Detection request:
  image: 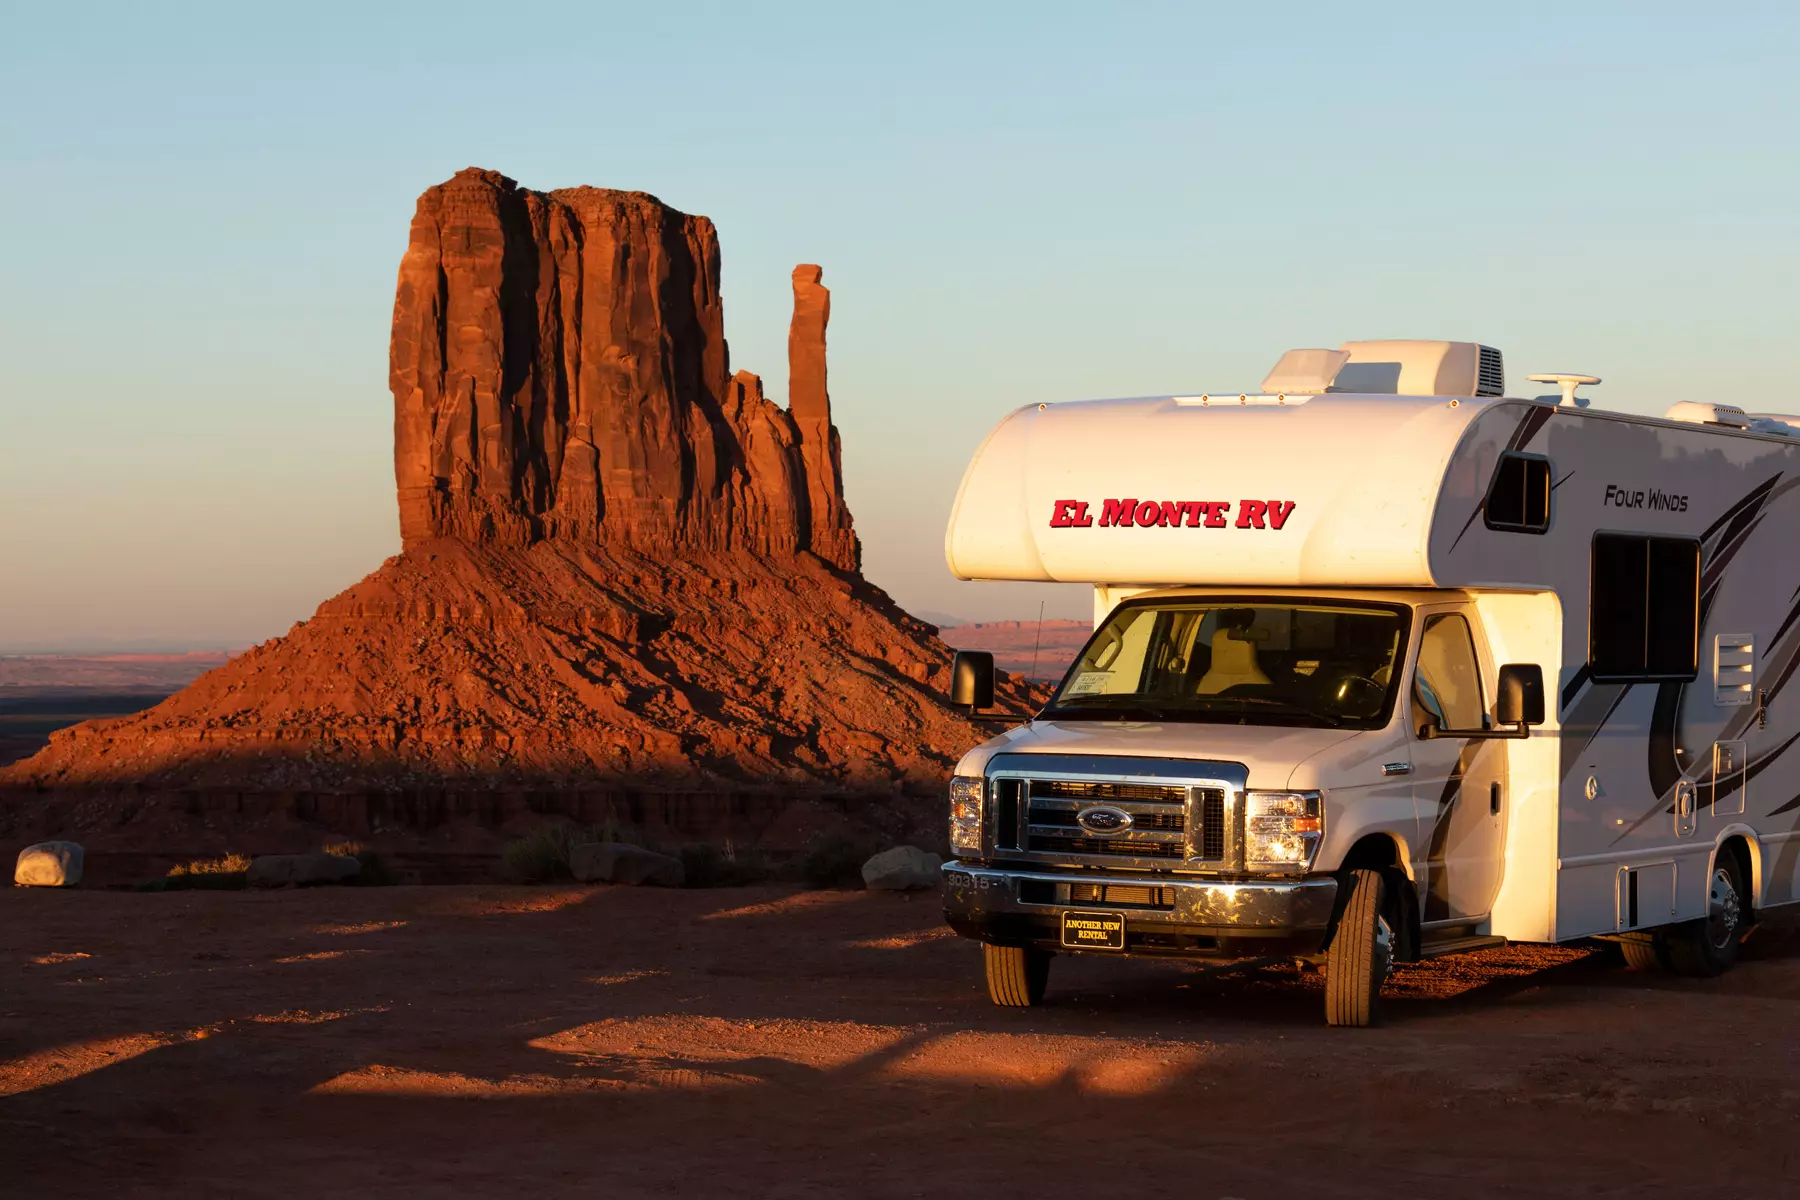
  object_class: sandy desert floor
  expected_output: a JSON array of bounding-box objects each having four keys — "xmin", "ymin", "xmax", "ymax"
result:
[{"xmin": 4, "ymin": 884, "xmax": 1798, "ymax": 1197}]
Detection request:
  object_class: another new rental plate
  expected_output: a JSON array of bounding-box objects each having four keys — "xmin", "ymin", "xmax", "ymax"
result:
[{"xmin": 1060, "ymin": 909, "xmax": 1125, "ymax": 950}]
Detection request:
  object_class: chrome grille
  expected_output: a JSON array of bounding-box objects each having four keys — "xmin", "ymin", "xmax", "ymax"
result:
[
  {"xmin": 1033, "ymin": 780, "xmax": 1186, "ymax": 804},
  {"xmin": 1008, "ymin": 778, "xmax": 1227, "ymax": 865}
]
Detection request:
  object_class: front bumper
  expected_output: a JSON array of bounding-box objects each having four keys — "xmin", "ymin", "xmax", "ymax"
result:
[{"xmin": 942, "ymin": 861, "xmax": 1340, "ymax": 958}]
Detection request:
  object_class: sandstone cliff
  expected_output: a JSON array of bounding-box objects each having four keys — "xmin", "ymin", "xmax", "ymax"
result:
[
  {"xmin": 0, "ymin": 169, "xmax": 1033, "ymax": 853},
  {"xmin": 390, "ymin": 169, "xmax": 858, "ymax": 571}
]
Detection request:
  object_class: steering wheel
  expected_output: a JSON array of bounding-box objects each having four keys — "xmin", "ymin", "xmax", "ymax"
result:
[{"xmin": 1334, "ymin": 674, "xmax": 1385, "ymax": 709}]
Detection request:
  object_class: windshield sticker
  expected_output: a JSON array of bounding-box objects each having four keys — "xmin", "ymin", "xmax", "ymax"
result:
[{"xmin": 1065, "ymin": 671, "xmax": 1112, "ymax": 696}]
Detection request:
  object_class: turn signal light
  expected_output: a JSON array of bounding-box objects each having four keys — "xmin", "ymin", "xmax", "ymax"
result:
[
  {"xmin": 1245, "ymin": 790, "xmax": 1324, "ymax": 871},
  {"xmin": 948, "ymin": 775, "xmax": 984, "ymax": 854}
]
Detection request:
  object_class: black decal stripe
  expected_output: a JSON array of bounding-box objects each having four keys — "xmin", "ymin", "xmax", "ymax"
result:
[
  {"xmin": 1560, "ymin": 664, "xmax": 1592, "ymax": 714},
  {"xmin": 1508, "ymin": 404, "xmax": 1556, "ymax": 452},
  {"xmin": 1560, "ymin": 683, "xmax": 1634, "ymax": 781},
  {"xmin": 1446, "ymin": 504, "xmax": 1486, "ymax": 555},
  {"xmin": 1766, "ymin": 592, "xmax": 1800, "ymax": 659},
  {"xmin": 1706, "ymin": 731, "xmax": 1800, "ymax": 810},
  {"xmin": 1551, "ymin": 470, "xmax": 1575, "ymax": 491},
  {"xmin": 1645, "ymin": 681, "xmax": 1686, "ymax": 804},
  {"xmin": 1612, "ymin": 730, "xmax": 1800, "ymax": 843},
  {"xmin": 1758, "ymin": 634, "xmax": 1800, "ymax": 707},
  {"xmin": 1421, "ymin": 741, "xmax": 1487, "ymax": 924},
  {"xmin": 1699, "ymin": 473, "xmax": 1781, "ymax": 543}
]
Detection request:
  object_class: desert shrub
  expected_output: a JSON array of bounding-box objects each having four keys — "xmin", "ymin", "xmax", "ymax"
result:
[
  {"xmin": 678, "ymin": 840, "xmax": 771, "ymax": 888},
  {"xmin": 499, "ymin": 823, "xmax": 631, "ymax": 883},
  {"xmin": 322, "ymin": 840, "xmax": 397, "ymax": 886},
  {"xmin": 798, "ymin": 834, "xmax": 874, "ymax": 889},
  {"xmin": 500, "ymin": 824, "xmax": 581, "ymax": 883},
  {"xmin": 163, "ymin": 853, "xmax": 251, "ymax": 891}
]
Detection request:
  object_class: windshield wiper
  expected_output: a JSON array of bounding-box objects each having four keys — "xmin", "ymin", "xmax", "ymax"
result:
[
  {"xmin": 1208, "ymin": 695, "xmax": 1346, "ymax": 727},
  {"xmin": 1044, "ymin": 697, "xmax": 1170, "ymax": 722}
]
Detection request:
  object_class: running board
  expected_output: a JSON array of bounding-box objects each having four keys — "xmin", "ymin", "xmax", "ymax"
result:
[{"xmin": 1416, "ymin": 934, "xmax": 1508, "ymax": 960}]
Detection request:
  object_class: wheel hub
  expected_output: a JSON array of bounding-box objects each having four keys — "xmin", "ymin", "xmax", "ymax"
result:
[
  {"xmin": 1375, "ymin": 914, "xmax": 1395, "ymax": 978},
  {"xmin": 1706, "ymin": 866, "xmax": 1742, "ymax": 950}
]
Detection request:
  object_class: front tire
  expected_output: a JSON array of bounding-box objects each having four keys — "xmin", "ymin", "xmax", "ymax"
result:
[
  {"xmin": 1664, "ymin": 852, "xmax": 1748, "ymax": 978},
  {"xmin": 984, "ymin": 943, "xmax": 1051, "ymax": 1006},
  {"xmin": 1326, "ymin": 869, "xmax": 1391, "ymax": 1027}
]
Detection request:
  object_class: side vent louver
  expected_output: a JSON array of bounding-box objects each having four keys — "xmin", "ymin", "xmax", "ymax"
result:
[{"xmin": 1477, "ymin": 345, "xmax": 1505, "ymax": 397}]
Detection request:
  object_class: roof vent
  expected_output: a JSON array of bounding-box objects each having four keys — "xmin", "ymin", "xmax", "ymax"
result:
[
  {"xmin": 1260, "ymin": 348, "xmax": 1351, "ymax": 395},
  {"xmin": 1665, "ymin": 401, "xmax": 1750, "ymax": 428}
]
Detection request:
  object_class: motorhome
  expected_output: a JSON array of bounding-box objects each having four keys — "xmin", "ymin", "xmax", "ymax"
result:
[{"xmin": 939, "ymin": 339, "xmax": 1800, "ymax": 1026}]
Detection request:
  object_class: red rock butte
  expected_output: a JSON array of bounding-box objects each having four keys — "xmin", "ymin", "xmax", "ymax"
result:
[
  {"xmin": 0, "ymin": 169, "xmax": 1035, "ymax": 854},
  {"xmin": 391, "ymin": 170, "xmax": 855, "ymax": 569}
]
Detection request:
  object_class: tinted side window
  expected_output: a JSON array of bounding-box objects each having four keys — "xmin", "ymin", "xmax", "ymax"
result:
[
  {"xmin": 1415, "ymin": 614, "xmax": 1486, "ymax": 730},
  {"xmin": 1484, "ymin": 452, "xmax": 1552, "ymax": 533},
  {"xmin": 1589, "ymin": 534, "xmax": 1700, "ymax": 680}
]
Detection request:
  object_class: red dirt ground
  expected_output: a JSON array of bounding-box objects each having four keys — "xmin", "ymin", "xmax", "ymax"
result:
[{"xmin": 4, "ymin": 884, "xmax": 1797, "ymax": 1197}]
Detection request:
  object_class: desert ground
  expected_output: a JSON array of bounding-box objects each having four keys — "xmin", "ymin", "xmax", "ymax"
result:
[{"xmin": 4, "ymin": 884, "xmax": 1797, "ymax": 1197}]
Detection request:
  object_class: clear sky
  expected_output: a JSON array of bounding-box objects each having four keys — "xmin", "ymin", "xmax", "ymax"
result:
[{"xmin": 2, "ymin": 2, "xmax": 1796, "ymax": 651}]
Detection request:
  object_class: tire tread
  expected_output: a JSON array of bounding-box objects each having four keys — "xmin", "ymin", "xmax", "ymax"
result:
[{"xmin": 1325, "ymin": 869, "xmax": 1385, "ymax": 1027}]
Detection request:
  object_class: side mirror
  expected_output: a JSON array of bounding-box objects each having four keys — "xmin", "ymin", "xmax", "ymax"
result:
[
  {"xmin": 1494, "ymin": 663, "xmax": 1546, "ymax": 728},
  {"xmin": 949, "ymin": 651, "xmax": 995, "ymax": 711}
]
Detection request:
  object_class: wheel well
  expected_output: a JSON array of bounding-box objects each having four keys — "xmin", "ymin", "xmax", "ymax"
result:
[
  {"xmin": 1716, "ymin": 836, "xmax": 1756, "ymax": 917},
  {"xmin": 1336, "ymin": 834, "xmax": 1418, "ymax": 961}
]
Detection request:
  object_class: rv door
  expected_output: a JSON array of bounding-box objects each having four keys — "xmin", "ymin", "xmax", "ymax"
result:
[{"xmin": 1408, "ymin": 607, "xmax": 1508, "ymax": 924}]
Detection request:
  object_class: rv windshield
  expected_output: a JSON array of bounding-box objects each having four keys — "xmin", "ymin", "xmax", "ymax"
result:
[{"xmin": 1042, "ymin": 600, "xmax": 1409, "ymax": 729}]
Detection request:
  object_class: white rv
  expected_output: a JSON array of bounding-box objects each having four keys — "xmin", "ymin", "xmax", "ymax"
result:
[{"xmin": 939, "ymin": 339, "xmax": 1800, "ymax": 1026}]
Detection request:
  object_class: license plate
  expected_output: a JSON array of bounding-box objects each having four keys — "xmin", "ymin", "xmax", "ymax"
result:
[{"xmin": 1060, "ymin": 909, "xmax": 1125, "ymax": 951}]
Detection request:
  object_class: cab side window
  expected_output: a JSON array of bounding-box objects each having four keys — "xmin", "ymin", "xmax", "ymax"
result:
[{"xmin": 1414, "ymin": 614, "xmax": 1485, "ymax": 731}]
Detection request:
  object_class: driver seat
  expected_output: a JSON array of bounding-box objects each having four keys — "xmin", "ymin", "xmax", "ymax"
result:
[{"xmin": 1196, "ymin": 630, "xmax": 1270, "ymax": 694}]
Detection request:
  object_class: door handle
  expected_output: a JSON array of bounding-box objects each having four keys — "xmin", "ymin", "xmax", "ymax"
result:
[{"xmin": 1490, "ymin": 781, "xmax": 1501, "ymax": 816}]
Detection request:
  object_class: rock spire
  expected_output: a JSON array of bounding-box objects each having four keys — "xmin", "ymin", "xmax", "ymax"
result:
[{"xmin": 389, "ymin": 168, "xmax": 858, "ymax": 570}]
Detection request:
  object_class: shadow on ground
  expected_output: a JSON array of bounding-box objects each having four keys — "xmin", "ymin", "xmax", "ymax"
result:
[{"xmin": 3, "ymin": 885, "xmax": 1798, "ymax": 1198}]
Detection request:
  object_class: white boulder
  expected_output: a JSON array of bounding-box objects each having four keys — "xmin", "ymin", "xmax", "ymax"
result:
[
  {"xmin": 247, "ymin": 852, "xmax": 362, "ymax": 888},
  {"xmin": 861, "ymin": 845, "xmax": 944, "ymax": 891},
  {"xmin": 570, "ymin": 842, "xmax": 685, "ymax": 887},
  {"xmin": 14, "ymin": 841, "xmax": 84, "ymax": 888}
]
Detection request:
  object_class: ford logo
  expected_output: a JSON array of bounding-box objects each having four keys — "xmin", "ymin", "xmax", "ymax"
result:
[{"xmin": 1076, "ymin": 805, "xmax": 1133, "ymax": 834}]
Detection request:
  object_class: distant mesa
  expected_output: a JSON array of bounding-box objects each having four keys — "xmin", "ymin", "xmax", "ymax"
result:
[
  {"xmin": 937, "ymin": 620, "xmax": 1092, "ymax": 681},
  {"xmin": 0, "ymin": 168, "xmax": 1036, "ymax": 853}
]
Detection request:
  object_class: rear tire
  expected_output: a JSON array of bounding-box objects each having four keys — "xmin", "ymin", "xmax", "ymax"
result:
[
  {"xmin": 984, "ymin": 943, "xmax": 1051, "ymax": 1006},
  {"xmin": 1664, "ymin": 852, "xmax": 1748, "ymax": 978},
  {"xmin": 1325, "ymin": 869, "xmax": 1391, "ymax": 1027}
]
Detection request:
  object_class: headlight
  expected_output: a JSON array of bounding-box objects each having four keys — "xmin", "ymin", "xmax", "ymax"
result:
[
  {"xmin": 1245, "ymin": 791, "xmax": 1323, "ymax": 871},
  {"xmin": 948, "ymin": 775, "xmax": 984, "ymax": 854}
]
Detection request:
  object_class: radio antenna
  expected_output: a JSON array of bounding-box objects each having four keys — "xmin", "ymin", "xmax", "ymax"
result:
[{"xmin": 1030, "ymin": 600, "xmax": 1046, "ymax": 680}]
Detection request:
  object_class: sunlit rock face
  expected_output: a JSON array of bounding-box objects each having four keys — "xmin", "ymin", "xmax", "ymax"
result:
[{"xmin": 390, "ymin": 168, "xmax": 858, "ymax": 572}]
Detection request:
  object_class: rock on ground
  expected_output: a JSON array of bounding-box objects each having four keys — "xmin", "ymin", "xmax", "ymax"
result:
[
  {"xmin": 570, "ymin": 842, "xmax": 685, "ymax": 887},
  {"xmin": 861, "ymin": 845, "xmax": 943, "ymax": 891},
  {"xmin": 14, "ymin": 840, "xmax": 83, "ymax": 887},
  {"xmin": 247, "ymin": 853, "xmax": 362, "ymax": 888}
]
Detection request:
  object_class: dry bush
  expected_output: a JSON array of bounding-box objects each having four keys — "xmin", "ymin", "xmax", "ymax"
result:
[
  {"xmin": 499, "ymin": 824, "xmax": 592, "ymax": 884},
  {"xmin": 160, "ymin": 853, "xmax": 252, "ymax": 890}
]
